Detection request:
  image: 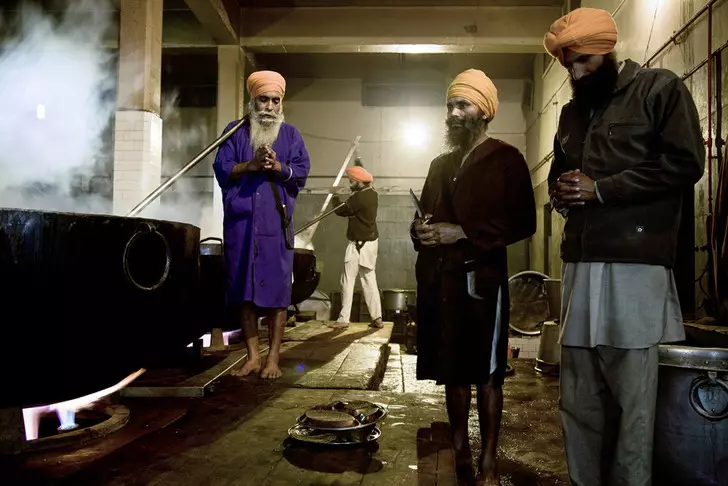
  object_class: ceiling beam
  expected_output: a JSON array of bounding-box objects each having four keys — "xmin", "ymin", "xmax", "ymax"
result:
[
  {"xmin": 240, "ymin": 6, "xmax": 562, "ymax": 54},
  {"xmin": 184, "ymin": 0, "xmax": 238, "ymax": 44}
]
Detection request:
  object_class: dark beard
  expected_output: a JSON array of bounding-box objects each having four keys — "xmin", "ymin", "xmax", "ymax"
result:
[
  {"xmin": 445, "ymin": 115, "xmax": 487, "ymax": 152},
  {"xmin": 570, "ymin": 54, "xmax": 619, "ymax": 111}
]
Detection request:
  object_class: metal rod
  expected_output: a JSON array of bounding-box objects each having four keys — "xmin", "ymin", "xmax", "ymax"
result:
[
  {"xmin": 294, "ymin": 136, "xmax": 361, "ymax": 243},
  {"xmin": 293, "ymin": 186, "xmax": 373, "ymax": 236},
  {"xmin": 125, "ymin": 117, "xmax": 247, "ymax": 218},
  {"xmin": 644, "ymin": 0, "xmax": 720, "ymax": 67}
]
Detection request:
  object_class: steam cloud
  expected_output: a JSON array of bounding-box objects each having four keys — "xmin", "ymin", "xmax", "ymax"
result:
[
  {"xmin": 0, "ymin": 0, "xmax": 116, "ymax": 213},
  {"xmin": 0, "ymin": 0, "xmax": 217, "ymax": 235}
]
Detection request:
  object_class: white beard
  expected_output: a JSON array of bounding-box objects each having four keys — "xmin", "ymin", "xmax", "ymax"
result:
[{"xmin": 250, "ymin": 112, "xmax": 284, "ymax": 151}]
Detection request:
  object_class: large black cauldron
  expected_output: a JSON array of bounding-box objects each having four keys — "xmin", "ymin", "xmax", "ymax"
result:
[{"xmin": 0, "ymin": 208, "xmax": 203, "ymax": 408}]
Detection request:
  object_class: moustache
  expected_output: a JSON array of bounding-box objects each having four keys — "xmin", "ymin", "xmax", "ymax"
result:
[{"xmin": 446, "ymin": 118, "xmax": 466, "ymax": 128}]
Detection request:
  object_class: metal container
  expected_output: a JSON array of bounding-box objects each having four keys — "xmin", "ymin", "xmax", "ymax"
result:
[
  {"xmin": 291, "ymin": 249, "xmax": 320, "ymax": 306},
  {"xmin": 199, "ymin": 237, "xmax": 232, "ymax": 330},
  {"xmin": 382, "ymin": 289, "xmax": 409, "ymax": 312},
  {"xmin": 535, "ymin": 320, "xmax": 560, "ymax": 376},
  {"xmin": 654, "ymin": 345, "xmax": 728, "ymax": 485},
  {"xmin": 0, "ymin": 208, "xmax": 202, "ymax": 408}
]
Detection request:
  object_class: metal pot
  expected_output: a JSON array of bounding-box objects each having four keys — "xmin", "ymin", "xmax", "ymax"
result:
[
  {"xmin": 0, "ymin": 208, "xmax": 202, "ymax": 408},
  {"xmin": 654, "ymin": 345, "xmax": 728, "ymax": 485},
  {"xmin": 199, "ymin": 237, "xmax": 232, "ymax": 330},
  {"xmin": 382, "ymin": 289, "xmax": 409, "ymax": 312},
  {"xmin": 292, "ymin": 249, "xmax": 320, "ymax": 306}
]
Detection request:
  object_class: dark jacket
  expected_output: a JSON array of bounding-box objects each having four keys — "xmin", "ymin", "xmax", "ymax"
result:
[
  {"xmin": 548, "ymin": 59, "xmax": 705, "ymax": 267},
  {"xmin": 413, "ymin": 138, "xmax": 537, "ymax": 284},
  {"xmin": 332, "ymin": 187, "xmax": 379, "ymax": 242}
]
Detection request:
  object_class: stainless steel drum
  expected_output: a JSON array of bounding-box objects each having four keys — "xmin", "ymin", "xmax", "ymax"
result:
[{"xmin": 654, "ymin": 345, "xmax": 728, "ymax": 485}]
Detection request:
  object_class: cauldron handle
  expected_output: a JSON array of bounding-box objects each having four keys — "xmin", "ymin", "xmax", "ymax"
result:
[
  {"xmin": 689, "ymin": 371, "xmax": 728, "ymax": 421},
  {"xmin": 123, "ymin": 223, "xmax": 172, "ymax": 291}
]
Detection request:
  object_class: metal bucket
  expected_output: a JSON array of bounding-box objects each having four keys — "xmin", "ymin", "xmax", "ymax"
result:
[
  {"xmin": 535, "ymin": 320, "xmax": 560, "ymax": 375},
  {"xmin": 654, "ymin": 345, "xmax": 728, "ymax": 485}
]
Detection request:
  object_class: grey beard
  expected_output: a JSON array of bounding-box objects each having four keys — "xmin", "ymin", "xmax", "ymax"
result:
[{"xmin": 249, "ymin": 111, "xmax": 284, "ymax": 151}]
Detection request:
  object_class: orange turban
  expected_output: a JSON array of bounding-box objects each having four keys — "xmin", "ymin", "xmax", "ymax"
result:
[
  {"xmin": 446, "ymin": 69, "xmax": 498, "ymax": 120},
  {"xmin": 346, "ymin": 166, "xmax": 373, "ymax": 183},
  {"xmin": 544, "ymin": 8, "xmax": 618, "ymax": 65},
  {"xmin": 247, "ymin": 70, "xmax": 286, "ymax": 99}
]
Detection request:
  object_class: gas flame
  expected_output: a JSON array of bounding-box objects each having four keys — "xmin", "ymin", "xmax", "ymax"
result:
[
  {"xmin": 187, "ymin": 330, "xmax": 239, "ymax": 348},
  {"xmin": 22, "ymin": 368, "xmax": 146, "ymax": 440}
]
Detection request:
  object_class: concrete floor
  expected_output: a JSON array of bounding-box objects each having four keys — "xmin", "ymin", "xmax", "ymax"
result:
[{"xmin": 4, "ymin": 321, "xmax": 568, "ymax": 485}]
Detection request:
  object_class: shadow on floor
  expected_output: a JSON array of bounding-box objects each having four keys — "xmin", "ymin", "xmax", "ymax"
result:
[{"xmin": 282, "ymin": 438, "xmax": 383, "ymax": 474}]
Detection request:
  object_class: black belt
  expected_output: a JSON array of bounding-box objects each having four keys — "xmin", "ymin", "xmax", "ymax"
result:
[
  {"xmin": 268, "ymin": 174, "xmax": 293, "ymax": 250},
  {"xmin": 355, "ymin": 241, "xmax": 366, "ymax": 253}
]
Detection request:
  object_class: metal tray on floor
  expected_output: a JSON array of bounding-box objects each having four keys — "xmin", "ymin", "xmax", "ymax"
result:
[
  {"xmin": 295, "ymin": 400, "xmax": 388, "ymax": 431},
  {"xmin": 288, "ymin": 424, "xmax": 381, "ymax": 445}
]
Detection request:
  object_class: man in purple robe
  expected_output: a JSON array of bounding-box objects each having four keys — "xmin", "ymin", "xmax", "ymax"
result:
[{"xmin": 213, "ymin": 70, "xmax": 310, "ymax": 379}]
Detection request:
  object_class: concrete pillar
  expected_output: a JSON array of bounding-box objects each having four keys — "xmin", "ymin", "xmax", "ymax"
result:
[
  {"xmin": 211, "ymin": 45, "xmax": 245, "ymax": 238},
  {"xmin": 112, "ymin": 0, "xmax": 164, "ymax": 216}
]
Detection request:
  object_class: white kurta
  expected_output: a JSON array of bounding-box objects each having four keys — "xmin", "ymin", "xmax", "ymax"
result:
[{"xmin": 337, "ymin": 239, "xmax": 382, "ymax": 323}]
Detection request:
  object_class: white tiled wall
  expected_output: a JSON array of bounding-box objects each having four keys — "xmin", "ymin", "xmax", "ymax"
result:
[
  {"xmin": 509, "ymin": 335, "xmax": 541, "ymax": 360},
  {"xmin": 112, "ymin": 110, "xmax": 163, "ymax": 216}
]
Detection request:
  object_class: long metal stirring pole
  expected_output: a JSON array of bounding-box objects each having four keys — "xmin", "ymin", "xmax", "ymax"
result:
[
  {"xmin": 293, "ymin": 186, "xmax": 373, "ymax": 236},
  {"xmin": 125, "ymin": 118, "xmax": 247, "ymax": 218}
]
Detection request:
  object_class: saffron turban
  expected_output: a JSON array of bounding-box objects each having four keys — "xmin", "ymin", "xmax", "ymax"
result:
[
  {"xmin": 247, "ymin": 70, "xmax": 286, "ymax": 99},
  {"xmin": 346, "ymin": 166, "xmax": 373, "ymax": 183},
  {"xmin": 446, "ymin": 69, "xmax": 498, "ymax": 120},
  {"xmin": 544, "ymin": 8, "xmax": 618, "ymax": 65}
]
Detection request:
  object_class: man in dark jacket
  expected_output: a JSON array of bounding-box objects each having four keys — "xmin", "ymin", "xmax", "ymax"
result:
[
  {"xmin": 412, "ymin": 69, "xmax": 536, "ymax": 485},
  {"xmin": 544, "ymin": 8, "xmax": 705, "ymax": 485},
  {"xmin": 330, "ymin": 164, "xmax": 383, "ymax": 329}
]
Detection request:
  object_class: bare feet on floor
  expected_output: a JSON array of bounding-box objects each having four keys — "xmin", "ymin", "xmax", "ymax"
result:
[
  {"xmin": 231, "ymin": 358, "xmax": 261, "ymax": 377},
  {"xmin": 330, "ymin": 321, "xmax": 349, "ymax": 329},
  {"xmin": 260, "ymin": 358, "xmax": 283, "ymax": 379},
  {"xmin": 477, "ymin": 455, "xmax": 500, "ymax": 486},
  {"xmin": 369, "ymin": 318, "xmax": 384, "ymax": 329}
]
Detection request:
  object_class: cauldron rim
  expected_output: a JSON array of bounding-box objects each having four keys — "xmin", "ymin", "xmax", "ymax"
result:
[
  {"xmin": 658, "ymin": 344, "xmax": 728, "ymax": 372},
  {"xmin": 0, "ymin": 207, "xmax": 201, "ymax": 231}
]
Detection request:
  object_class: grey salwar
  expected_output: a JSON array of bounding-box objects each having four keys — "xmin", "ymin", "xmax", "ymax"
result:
[
  {"xmin": 559, "ymin": 262, "xmax": 684, "ymax": 486},
  {"xmin": 560, "ymin": 346, "xmax": 658, "ymax": 486}
]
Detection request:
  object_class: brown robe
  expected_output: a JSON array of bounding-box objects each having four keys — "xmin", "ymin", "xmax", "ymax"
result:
[{"xmin": 413, "ymin": 138, "xmax": 536, "ymax": 386}]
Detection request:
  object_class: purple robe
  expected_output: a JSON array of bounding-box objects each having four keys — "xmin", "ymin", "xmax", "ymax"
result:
[{"xmin": 213, "ymin": 119, "xmax": 310, "ymax": 309}]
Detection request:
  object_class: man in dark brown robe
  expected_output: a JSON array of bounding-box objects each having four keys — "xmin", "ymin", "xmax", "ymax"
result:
[{"xmin": 412, "ymin": 69, "xmax": 537, "ymax": 485}]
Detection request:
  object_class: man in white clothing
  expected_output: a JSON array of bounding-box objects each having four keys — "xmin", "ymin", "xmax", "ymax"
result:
[{"xmin": 330, "ymin": 163, "xmax": 383, "ymax": 329}]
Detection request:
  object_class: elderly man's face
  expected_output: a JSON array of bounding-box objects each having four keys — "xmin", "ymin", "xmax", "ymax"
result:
[{"xmin": 252, "ymin": 92, "xmax": 282, "ymax": 123}]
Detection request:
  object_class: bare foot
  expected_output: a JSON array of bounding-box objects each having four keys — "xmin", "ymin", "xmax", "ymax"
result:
[
  {"xmin": 330, "ymin": 321, "xmax": 349, "ymax": 329},
  {"xmin": 231, "ymin": 358, "xmax": 261, "ymax": 377},
  {"xmin": 369, "ymin": 318, "xmax": 384, "ymax": 329},
  {"xmin": 260, "ymin": 359, "xmax": 283, "ymax": 379},
  {"xmin": 477, "ymin": 455, "xmax": 500, "ymax": 486}
]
